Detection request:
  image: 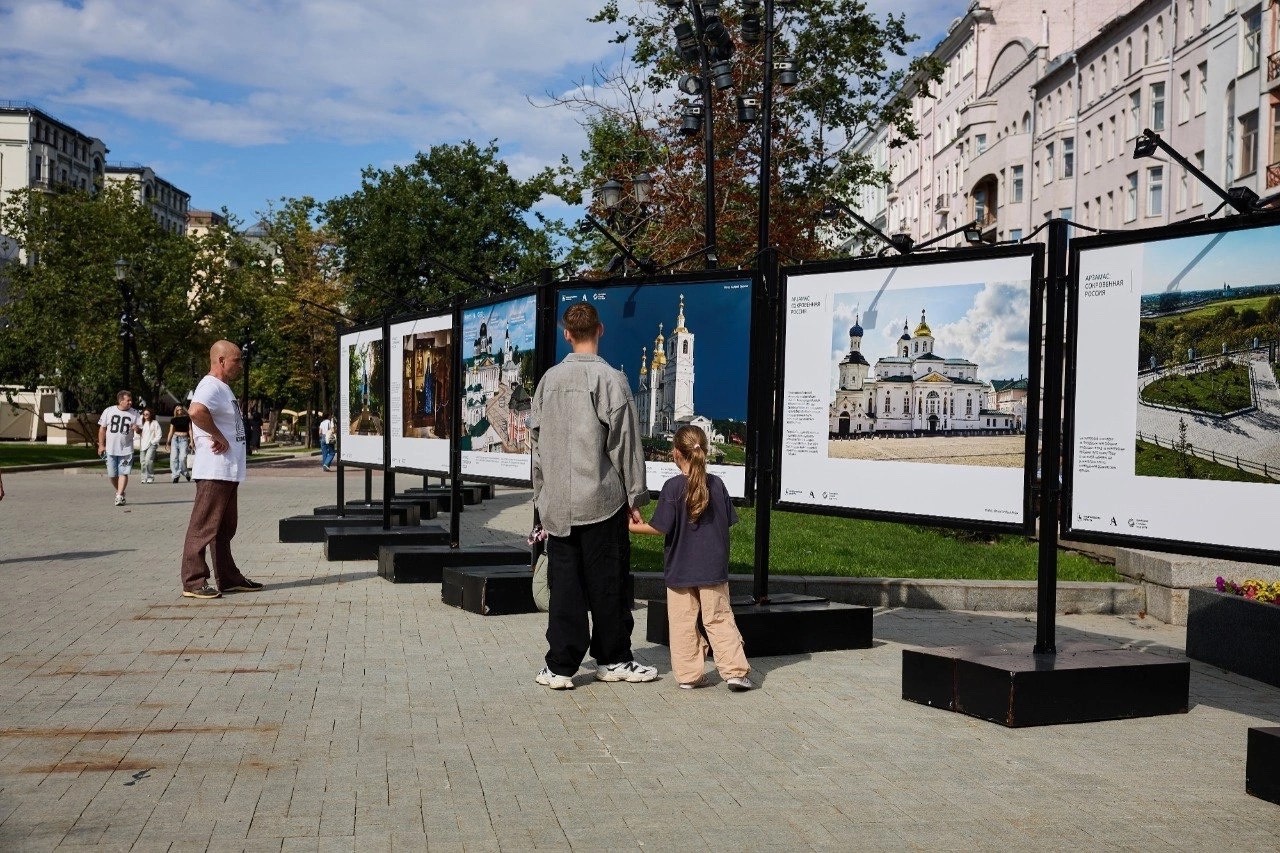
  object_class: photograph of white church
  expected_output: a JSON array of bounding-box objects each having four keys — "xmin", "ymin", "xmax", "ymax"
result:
[
  {"xmin": 461, "ymin": 294, "xmax": 536, "ymax": 455},
  {"xmin": 826, "ymin": 281, "xmax": 1030, "ymax": 467}
]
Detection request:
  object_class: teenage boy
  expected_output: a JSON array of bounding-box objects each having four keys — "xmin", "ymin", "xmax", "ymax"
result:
[
  {"xmin": 531, "ymin": 301, "xmax": 654, "ymax": 689},
  {"xmin": 97, "ymin": 390, "xmax": 143, "ymax": 506}
]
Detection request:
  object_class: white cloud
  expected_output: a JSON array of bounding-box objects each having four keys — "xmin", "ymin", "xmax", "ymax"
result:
[{"xmin": 932, "ymin": 282, "xmax": 1031, "ymax": 380}]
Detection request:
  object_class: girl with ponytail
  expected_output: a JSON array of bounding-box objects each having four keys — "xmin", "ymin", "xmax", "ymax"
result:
[{"xmin": 629, "ymin": 425, "xmax": 753, "ymax": 690}]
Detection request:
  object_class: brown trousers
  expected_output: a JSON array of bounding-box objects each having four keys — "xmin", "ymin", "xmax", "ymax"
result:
[
  {"xmin": 666, "ymin": 582, "xmax": 750, "ymax": 685},
  {"xmin": 180, "ymin": 479, "xmax": 248, "ymax": 592}
]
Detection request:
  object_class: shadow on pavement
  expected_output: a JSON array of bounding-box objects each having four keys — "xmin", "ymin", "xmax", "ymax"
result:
[
  {"xmin": 2, "ymin": 549, "xmax": 137, "ymax": 564},
  {"xmin": 261, "ymin": 570, "xmax": 379, "ymax": 591}
]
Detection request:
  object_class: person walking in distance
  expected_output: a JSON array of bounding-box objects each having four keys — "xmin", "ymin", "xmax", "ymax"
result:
[
  {"xmin": 318, "ymin": 412, "xmax": 336, "ymax": 471},
  {"xmin": 138, "ymin": 408, "xmax": 162, "ymax": 484},
  {"xmin": 166, "ymin": 405, "xmax": 192, "ymax": 482},
  {"xmin": 531, "ymin": 301, "xmax": 655, "ymax": 689},
  {"xmin": 179, "ymin": 340, "xmax": 264, "ymax": 600},
  {"xmin": 629, "ymin": 425, "xmax": 753, "ymax": 691},
  {"xmin": 97, "ymin": 390, "xmax": 143, "ymax": 506}
]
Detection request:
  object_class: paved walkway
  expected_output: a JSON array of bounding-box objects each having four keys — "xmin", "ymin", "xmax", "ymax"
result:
[{"xmin": 0, "ymin": 462, "xmax": 1277, "ymax": 851}]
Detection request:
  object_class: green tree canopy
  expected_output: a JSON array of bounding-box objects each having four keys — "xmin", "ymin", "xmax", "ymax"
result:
[{"xmin": 322, "ymin": 141, "xmax": 567, "ymax": 320}]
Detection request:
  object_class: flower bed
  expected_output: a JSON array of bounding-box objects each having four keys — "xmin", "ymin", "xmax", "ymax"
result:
[
  {"xmin": 1186, "ymin": 586, "xmax": 1280, "ymax": 689},
  {"xmin": 1215, "ymin": 576, "xmax": 1280, "ymax": 604}
]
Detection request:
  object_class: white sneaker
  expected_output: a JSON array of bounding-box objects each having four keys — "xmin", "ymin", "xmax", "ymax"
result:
[
  {"xmin": 535, "ymin": 667, "xmax": 574, "ymax": 690},
  {"xmin": 595, "ymin": 661, "xmax": 658, "ymax": 683},
  {"xmin": 679, "ymin": 678, "xmax": 707, "ymax": 690},
  {"xmin": 726, "ymin": 676, "xmax": 754, "ymax": 692},
  {"xmin": 114, "ymin": 494, "xmax": 126, "ymax": 506}
]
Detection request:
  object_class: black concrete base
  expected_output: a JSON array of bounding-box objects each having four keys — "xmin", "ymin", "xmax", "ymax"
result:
[
  {"xmin": 343, "ymin": 497, "xmax": 439, "ymax": 519},
  {"xmin": 442, "ymin": 565, "xmax": 538, "ymax": 615},
  {"xmin": 645, "ymin": 593, "xmax": 873, "ymax": 657},
  {"xmin": 279, "ymin": 509, "xmax": 417, "ymax": 543},
  {"xmin": 401, "ymin": 486, "xmax": 482, "ymax": 506},
  {"xmin": 901, "ymin": 641, "xmax": 1191, "ymax": 727},
  {"xmin": 312, "ymin": 504, "xmax": 423, "ymax": 523},
  {"xmin": 1187, "ymin": 587, "xmax": 1280, "ymax": 689},
  {"xmin": 378, "ymin": 543, "xmax": 530, "ymax": 583},
  {"xmin": 1246, "ymin": 727, "xmax": 1280, "ymax": 805},
  {"xmin": 322, "ymin": 524, "xmax": 449, "ymax": 561}
]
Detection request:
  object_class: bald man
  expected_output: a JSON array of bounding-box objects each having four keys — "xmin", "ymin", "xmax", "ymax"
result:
[{"xmin": 179, "ymin": 340, "xmax": 264, "ymax": 599}]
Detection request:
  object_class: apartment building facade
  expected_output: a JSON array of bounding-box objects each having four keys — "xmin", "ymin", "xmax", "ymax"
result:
[
  {"xmin": 856, "ymin": 0, "xmax": 1280, "ymax": 245},
  {"xmin": 105, "ymin": 164, "xmax": 191, "ymax": 235}
]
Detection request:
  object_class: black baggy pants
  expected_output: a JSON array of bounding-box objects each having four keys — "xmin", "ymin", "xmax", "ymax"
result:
[{"xmin": 544, "ymin": 506, "xmax": 634, "ymax": 676}]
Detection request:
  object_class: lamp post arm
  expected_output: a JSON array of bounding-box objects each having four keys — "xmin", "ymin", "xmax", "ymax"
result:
[
  {"xmin": 1138, "ymin": 129, "xmax": 1258, "ymax": 214},
  {"xmin": 581, "ymin": 214, "xmax": 657, "ymax": 274},
  {"xmin": 914, "ymin": 219, "xmax": 980, "ymax": 251},
  {"xmin": 826, "ymin": 197, "xmax": 910, "ymax": 253}
]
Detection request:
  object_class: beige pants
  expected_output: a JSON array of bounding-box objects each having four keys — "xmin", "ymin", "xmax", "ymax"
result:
[{"xmin": 667, "ymin": 583, "xmax": 750, "ymax": 685}]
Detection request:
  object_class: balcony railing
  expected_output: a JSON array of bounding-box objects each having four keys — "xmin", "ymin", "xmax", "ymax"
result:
[
  {"xmin": 1267, "ymin": 161, "xmax": 1280, "ymax": 190},
  {"xmin": 1269, "ymin": 50, "xmax": 1280, "ymax": 83}
]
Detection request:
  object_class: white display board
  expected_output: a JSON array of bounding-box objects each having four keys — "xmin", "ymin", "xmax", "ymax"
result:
[
  {"xmin": 553, "ymin": 278, "xmax": 753, "ymax": 498},
  {"xmin": 459, "ymin": 292, "xmax": 537, "ymax": 484},
  {"xmin": 778, "ymin": 252, "xmax": 1036, "ymax": 526},
  {"xmin": 389, "ymin": 313, "xmax": 453, "ymax": 473},
  {"xmin": 338, "ymin": 326, "xmax": 385, "ymax": 466},
  {"xmin": 1067, "ymin": 222, "xmax": 1280, "ymax": 554}
]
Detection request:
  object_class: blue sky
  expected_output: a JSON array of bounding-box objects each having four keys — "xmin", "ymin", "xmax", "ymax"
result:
[
  {"xmin": 830, "ymin": 280, "xmax": 1032, "ymax": 386},
  {"xmin": 1, "ymin": 0, "xmax": 965, "ymax": 226},
  {"xmin": 555, "ymin": 278, "xmax": 753, "ymax": 421},
  {"xmin": 1139, "ymin": 224, "xmax": 1280, "ymax": 294}
]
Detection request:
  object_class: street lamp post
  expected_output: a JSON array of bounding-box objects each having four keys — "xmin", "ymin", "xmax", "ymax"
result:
[
  {"xmin": 114, "ymin": 259, "xmax": 133, "ymax": 393},
  {"xmin": 583, "ymin": 173, "xmax": 657, "ymax": 276}
]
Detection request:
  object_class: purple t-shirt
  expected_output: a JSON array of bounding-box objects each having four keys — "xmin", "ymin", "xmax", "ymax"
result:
[{"xmin": 648, "ymin": 472, "xmax": 738, "ymax": 589}]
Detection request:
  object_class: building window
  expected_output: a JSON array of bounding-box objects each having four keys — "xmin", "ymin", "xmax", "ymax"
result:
[
  {"xmin": 1011, "ymin": 165, "xmax": 1024, "ymax": 202},
  {"xmin": 1009, "ymin": 228, "xmax": 1023, "ymax": 241},
  {"xmin": 1125, "ymin": 38, "xmax": 1133, "ymax": 75},
  {"xmin": 1142, "ymin": 26, "xmax": 1150, "ymax": 65},
  {"xmin": 1084, "ymin": 132, "xmax": 1093, "ymax": 173},
  {"xmin": 1179, "ymin": 71, "xmax": 1191, "ymax": 123},
  {"xmin": 1195, "ymin": 62, "xmax": 1207, "ymax": 115},
  {"xmin": 1126, "ymin": 172, "xmax": 1139, "ymax": 220},
  {"xmin": 1240, "ymin": 109, "xmax": 1259, "ymax": 175},
  {"xmin": 1150, "ymin": 83, "xmax": 1166, "ymax": 131},
  {"xmin": 1147, "ymin": 166, "xmax": 1164, "ymax": 216},
  {"xmin": 1242, "ymin": 6, "xmax": 1262, "ymax": 72},
  {"xmin": 1059, "ymin": 207, "xmax": 1073, "ymax": 221},
  {"xmin": 1045, "ymin": 143, "xmax": 1055, "ymax": 183},
  {"xmin": 1128, "ymin": 91, "xmax": 1141, "ymax": 138},
  {"xmin": 1108, "ymin": 116, "xmax": 1117, "ymax": 159},
  {"xmin": 1193, "ymin": 151, "xmax": 1205, "ymax": 205},
  {"xmin": 976, "ymin": 133, "xmax": 987, "ymax": 153},
  {"xmin": 1176, "ymin": 167, "xmax": 1189, "ymax": 211},
  {"xmin": 1062, "ymin": 138, "xmax": 1074, "ymax": 178},
  {"xmin": 1272, "ymin": 104, "xmax": 1280, "ymax": 171}
]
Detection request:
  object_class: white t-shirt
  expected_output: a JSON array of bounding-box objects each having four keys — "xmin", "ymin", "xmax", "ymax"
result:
[
  {"xmin": 319, "ymin": 418, "xmax": 334, "ymax": 443},
  {"xmin": 190, "ymin": 374, "xmax": 247, "ymax": 483},
  {"xmin": 98, "ymin": 405, "xmax": 142, "ymax": 456}
]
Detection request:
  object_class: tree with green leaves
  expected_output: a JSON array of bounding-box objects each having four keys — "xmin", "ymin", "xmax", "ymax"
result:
[
  {"xmin": 322, "ymin": 141, "xmax": 568, "ymax": 320},
  {"xmin": 552, "ymin": 0, "xmax": 941, "ymax": 270}
]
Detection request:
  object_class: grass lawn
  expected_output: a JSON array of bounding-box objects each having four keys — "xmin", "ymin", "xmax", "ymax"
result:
[
  {"xmin": 630, "ymin": 504, "xmax": 1120, "ymax": 582},
  {"xmin": 0, "ymin": 443, "xmax": 100, "ymax": 467},
  {"xmin": 1141, "ymin": 363, "xmax": 1251, "ymax": 413},
  {"xmin": 1180, "ymin": 295, "xmax": 1278, "ymax": 322},
  {"xmin": 1134, "ymin": 439, "xmax": 1271, "ymax": 483}
]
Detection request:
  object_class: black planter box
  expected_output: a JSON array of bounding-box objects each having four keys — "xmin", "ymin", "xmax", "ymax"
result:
[
  {"xmin": 279, "ymin": 508, "xmax": 417, "ymax": 542},
  {"xmin": 322, "ymin": 524, "xmax": 449, "ymax": 561},
  {"xmin": 312, "ymin": 503, "xmax": 426, "ymax": 522},
  {"xmin": 1186, "ymin": 587, "xmax": 1280, "ymax": 689},
  {"xmin": 1246, "ymin": 727, "xmax": 1280, "ymax": 805},
  {"xmin": 343, "ymin": 496, "xmax": 440, "ymax": 518}
]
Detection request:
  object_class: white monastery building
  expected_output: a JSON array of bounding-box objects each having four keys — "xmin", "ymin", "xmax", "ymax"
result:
[{"xmin": 829, "ymin": 310, "xmax": 1017, "ymax": 435}]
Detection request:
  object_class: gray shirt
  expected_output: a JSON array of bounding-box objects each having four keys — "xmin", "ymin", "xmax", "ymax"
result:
[{"xmin": 530, "ymin": 352, "xmax": 649, "ymax": 536}]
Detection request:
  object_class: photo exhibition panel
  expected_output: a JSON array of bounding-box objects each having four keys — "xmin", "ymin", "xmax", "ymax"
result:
[
  {"xmin": 779, "ymin": 252, "xmax": 1036, "ymax": 525},
  {"xmin": 389, "ymin": 313, "xmax": 453, "ymax": 474},
  {"xmin": 1068, "ymin": 218, "xmax": 1280, "ymax": 554},
  {"xmin": 339, "ymin": 326, "xmax": 385, "ymax": 467},
  {"xmin": 554, "ymin": 278, "xmax": 753, "ymax": 498},
  {"xmin": 460, "ymin": 292, "xmax": 538, "ymax": 484}
]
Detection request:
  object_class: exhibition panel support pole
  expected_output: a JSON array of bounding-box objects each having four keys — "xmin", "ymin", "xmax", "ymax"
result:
[
  {"xmin": 449, "ymin": 300, "xmax": 463, "ymax": 548},
  {"xmin": 751, "ymin": 3, "xmax": 777, "ymax": 603},
  {"xmin": 381, "ymin": 313, "xmax": 394, "ymax": 532},
  {"xmin": 1034, "ymin": 219, "xmax": 1069, "ymax": 654},
  {"xmin": 365, "ymin": 469, "xmax": 373, "ymax": 504}
]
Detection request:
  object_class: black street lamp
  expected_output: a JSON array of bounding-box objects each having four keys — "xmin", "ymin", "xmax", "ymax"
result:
[
  {"xmin": 583, "ymin": 174, "xmax": 657, "ymax": 276},
  {"xmin": 114, "ymin": 259, "xmax": 133, "ymax": 393}
]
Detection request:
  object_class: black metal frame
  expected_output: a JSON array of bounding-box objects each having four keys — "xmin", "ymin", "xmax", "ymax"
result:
[
  {"xmin": 454, "ymin": 284, "xmax": 542, "ymax": 488},
  {"xmin": 547, "ymin": 267, "xmax": 760, "ymax": 504},
  {"xmin": 385, "ymin": 307, "xmax": 457, "ymax": 478},
  {"xmin": 773, "ymin": 243, "xmax": 1046, "ymax": 535},
  {"xmin": 1062, "ymin": 208, "xmax": 1280, "ymax": 566}
]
